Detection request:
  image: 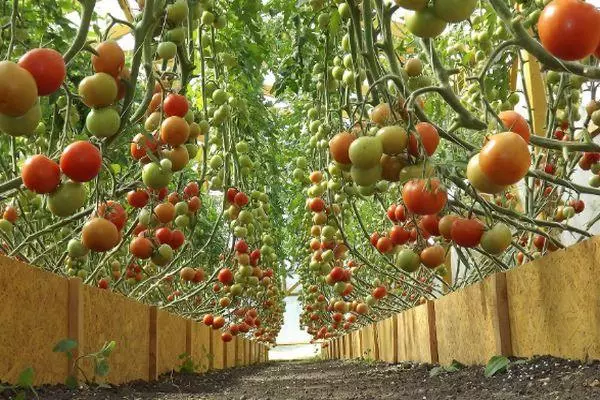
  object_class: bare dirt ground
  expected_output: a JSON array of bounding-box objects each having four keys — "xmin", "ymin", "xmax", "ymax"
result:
[{"xmin": 6, "ymin": 356, "xmax": 600, "ymax": 399}]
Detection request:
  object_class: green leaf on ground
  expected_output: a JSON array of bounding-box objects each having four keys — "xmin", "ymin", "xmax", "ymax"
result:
[
  {"xmin": 485, "ymin": 355, "xmax": 510, "ymax": 377},
  {"xmin": 17, "ymin": 367, "xmax": 34, "ymax": 388}
]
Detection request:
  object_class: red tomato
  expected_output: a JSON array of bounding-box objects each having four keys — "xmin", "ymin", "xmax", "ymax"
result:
[
  {"xmin": 451, "ymin": 218, "xmax": 485, "ymax": 248},
  {"xmin": 170, "ymin": 229, "xmax": 185, "ymax": 249},
  {"xmin": 60, "ymin": 141, "xmax": 102, "ymax": 182},
  {"xmin": 3, "ymin": 206, "xmax": 17, "ymax": 223},
  {"xmin": 408, "ymin": 122, "xmax": 440, "ymax": 157},
  {"xmin": 163, "ymin": 93, "xmax": 189, "ymax": 117},
  {"xmin": 98, "ymin": 278, "xmax": 110, "ymax": 290},
  {"xmin": 402, "ymin": 178, "xmax": 448, "ymax": 215},
  {"xmin": 370, "ymin": 232, "xmax": 380, "ymax": 247},
  {"xmin": 479, "ymin": 132, "xmax": 530, "ymax": 186},
  {"xmin": 376, "ymin": 236, "xmax": 393, "ymax": 253},
  {"xmin": 202, "ymin": 314, "xmax": 214, "ymax": 326},
  {"xmin": 235, "ymin": 240, "xmax": 249, "ymax": 253},
  {"xmin": 372, "ymin": 286, "xmax": 387, "ymax": 299},
  {"xmin": 421, "ymin": 214, "xmax": 440, "ymax": 236},
  {"xmin": 387, "ymin": 204, "xmax": 397, "ymax": 222},
  {"xmin": 310, "ymin": 197, "xmax": 326, "ymax": 212},
  {"xmin": 127, "ymin": 189, "xmax": 150, "ymax": 208},
  {"xmin": 226, "ymin": 188, "xmax": 238, "ymax": 203},
  {"xmin": 129, "ymin": 237, "xmax": 153, "ymax": 259},
  {"xmin": 188, "ymin": 196, "xmax": 201, "ymax": 212},
  {"xmin": 390, "ymin": 225, "xmax": 410, "ymax": 245},
  {"xmin": 155, "ymin": 227, "xmax": 172, "ymax": 244},
  {"xmin": 394, "ymin": 205, "xmax": 406, "ymax": 221},
  {"xmin": 538, "ymin": 0, "xmax": 600, "ymax": 61},
  {"xmin": 97, "ymin": 201, "xmax": 127, "ymax": 231},
  {"xmin": 21, "ymin": 155, "xmax": 61, "ymax": 194},
  {"xmin": 234, "ymin": 192, "xmax": 249, "ymax": 207},
  {"xmin": 130, "ymin": 133, "xmax": 158, "ymax": 161},
  {"xmin": 184, "ymin": 181, "xmax": 200, "ymax": 198},
  {"xmin": 218, "ymin": 268, "xmax": 234, "ymax": 285},
  {"xmin": 18, "ymin": 48, "xmax": 66, "ymax": 96}
]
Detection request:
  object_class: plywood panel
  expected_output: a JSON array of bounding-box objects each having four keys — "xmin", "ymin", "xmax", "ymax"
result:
[
  {"xmin": 397, "ymin": 303, "xmax": 432, "ymax": 363},
  {"xmin": 361, "ymin": 325, "xmax": 376, "ymax": 359},
  {"xmin": 435, "ymin": 275, "xmax": 499, "ymax": 365},
  {"xmin": 191, "ymin": 322, "xmax": 211, "ymax": 372},
  {"xmin": 0, "ymin": 256, "xmax": 69, "ymax": 384},
  {"xmin": 236, "ymin": 337, "xmax": 245, "ymax": 366},
  {"xmin": 244, "ymin": 337, "xmax": 250, "ymax": 364},
  {"xmin": 507, "ymin": 237, "xmax": 600, "ymax": 360},
  {"xmin": 351, "ymin": 330, "xmax": 361, "ymax": 359},
  {"xmin": 211, "ymin": 329, "xmax": 225, "ymax": 369},
  {"xmin": 377, "ymin": 317, "xmax": 396, "ymax": 363},
  {"xmin": 225, "ymin": 336, "xmax": 236, "ymax": 368},
  {"xmin": 156, "ymin": 310, "xmax": 186, "ymax": 375},
  {"xmin": 82, "ymin": 286, "xmax": 149, "ymax": 384}
]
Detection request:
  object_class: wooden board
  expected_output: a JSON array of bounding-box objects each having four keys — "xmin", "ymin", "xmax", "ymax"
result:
[
  {"xmin": 236, "ymin": 337, "xmax": 245, "ymax": 366},
  {"xmin": 82, "ymin": 285, "xmax": 150, "ymax": 384},
  {"xmin": 0, "ymin": 256, "xmax": 69, "ymax": 384},
  {"xmin": 244, "ymin": 337, "xmax": 250, "ymax": 364},
  {"xmin": 435, "ymin": 274, "xmax": 500, "ymax": 365},
  {"xmin": 225, "ymin": 337, "xmax": 236, "ymax": 368},
  {"xmin": 156, "ymin": 310, "xmax": 187, "ymax": 375},
  {"xmin": 361, "ymin": 325, "xmax": 376, "ymax": 360},
  {"xmin": 211, "ymin": 329, "xmax": 225, "ymax": 369},
  {"xmin": 191, "ymin": 322, "xmax": 211, "ymax": 372},
  {"xmin": 377, "ymin": 316, "xmax": 397, "ymax": 363},
  {"xmin": 396, "ymin": 303, "xmax": 432, "ymax": 363},
  {"xmin": 507, "ymin": 237, "xmax": 600, "ymax": 361}
]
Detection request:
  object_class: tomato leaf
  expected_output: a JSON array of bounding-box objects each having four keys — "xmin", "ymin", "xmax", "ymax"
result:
[
  {"xmin": 53, "ymin": 338, "xmax": 77, "ymax": 353},
  {"xmin": 17, "ymin": 367, "xmax": 34, "ymax": 388}
]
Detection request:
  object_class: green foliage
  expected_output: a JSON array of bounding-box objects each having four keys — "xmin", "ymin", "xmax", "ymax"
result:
[
  {"xmin": 430, "ymin": 359, "xmax": 465, "ymax": 377},
  {"xmin": 53, "ymin": 339, "xmax": 116, "ymax": 387}
]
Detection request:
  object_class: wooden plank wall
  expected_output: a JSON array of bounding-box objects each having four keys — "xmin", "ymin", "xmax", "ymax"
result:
[
  {"xmin": 0, "ymin": 255, "xmax": 269, "ymax": 385},
  {"xmin": 326, "ymin": 236, "xmax": 600, "ymax": 366}
]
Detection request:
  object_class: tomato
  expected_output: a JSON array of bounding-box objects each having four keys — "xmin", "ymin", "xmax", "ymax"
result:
[
  {"xmin": 234, "ymin": 192, "xmax": 249, "ymax": 207},
  {"xmin": 129, "ymin": 237, "xmax": 153, "ymax": 259},
  {"xmin": 538, "ymin": 0, "xmax": 600, "ymax": 61},
  {"xmin": 184, "ymin": 182, "xmax": 200, "ymax": 199},
  {"xmin": 86, "ymin": 107, "xmax": 120, "ymax": 138},
  {"xmin": 161, "ymin": 116, "xmax": 190, "ymax": 146},
  {"xmin": 372, "ymin": 285, "xmax": 387, "ymax": 299},
  {"xmin": 203, "ymin": 314, "xmax": 214, "ymax": 326},
  {"xmin": 479, "ymin": 132, "xmax": 530, "ymax": 186},
  {"xmin": 97, "ymin": 201, "xmax": 127, "ymax": 231},
  {"xmin": 92, "ymin": 41, "xmax": 125, "ymax": 77},
  {"xmin": 376, "ymin": 236, "xmax": 393, "ymax": 253},
  {"xmin": 164, "ymin": 146, "xmax": 189, "ymax": 172},
  {"xmin": 163, "ymin": 93, "xmax": 189, "ymax": 117},
  {"xmin": 193, "ymin": 268, "xmax": 205, "ymax": 283},
  {"xmin": 380, "ymin": 154, "xmax": 405, "ymax": 182},
  {"xmin": 394, "ymin": 205, "xmax": 407, "ymax": 221},
  {"xmin": 329, "ymin": 132, "xmax": 356, "ymax": 164},
  {"xmin": 131, "ymin": 133, "xmax": 159, "ymax": 161},
  {"xmin": 142, "ymin": 162, "xmax": 172, "ymax": 189},
  {"xmin": 467, "ymin": 154, "xmax": 506, "ymax": 194},
  {"xmin": 310, "ymin": 171, "xmax": 323, "ymax": 183},
  {"xmin": 188, "ymin": 196, "xmax": 201, "ymax": 212},
  {"xmin": 0, "ymin": 100, "xmax": 41, "ymax": 137},
  {"xmin": 47, "ymin": 181, "xmax": 86, "ymax": 217},
  {"xmin": 480, "ymin": 223, "xmax": 512, "ymax": 255},
  {"xmin": 432, "ymin": 0, "xmax": 477, "ymax": 22},
  {"xmin": 397, "ymin": 248, "xmax": 420, "ymax": 272},
  {"xmin": 420, "ymin": 245, "xmax": 446, "ymax": 268},
  {"xmin": 390, "ymin": 225, "xmax": 410, "ymax": 245},
  {"xmin": 82, "ymin": 218, "xmax": 120, "ymax": 252},
  {"xmin": 155, "ymin": 227, "xmax": 172, "ymax": 244},
  {"xmin": 115, "ymin": 67, "xmax": 130, "ymax": 101},
  {"xmin": 21, "ymin": 155, "xmax": 61, "ymax": 194},
  {"xmin": 157, "ymin": 41, "xmax": 177, "ymax": 60},
  {"xmin": 218, "ymin": 268, "xmax": 234, "ymax": 285},
  {"xmin": 394, "ymin": 0, "xmax": 426, "ymax": 10},
  {"xmin": 376, "ymin": 126, "xmax": 408, "ymax": 155},
  {"xmin": 148, "ymin": 92, "xmax": 163, "ymax": 114},
  {"xmin": 3, "ymin": 206, "xmax": 17, "ymax": 223},
  {"xmin": 170, "ymin": 229, "xmax": 185, "ymax": 249},
  {"xmin": 0, "ymin": 61, "xmax": 38, "ymax": 118},
  {"xmin": 349, "ymin": 136, "xmax": 383, "ymax": 168},
  {"xmin": 450, "ymin": 218, "xmax": 484, "ymax": 248},
  {"xmin": 408, "ymin": 122, "xmax": 440, "ymax": 157},
  {"xmin": 370, "ymin": 232, "xmax": 380, "ymax": 247},
  {"xmin": 235, "ymin": 240, "xmax": 249, "ymax": 253},
  {"xmin": 154, "ymin": 202, "xmax": 175, "ymax": 224},
  {"xmin": 569, "ymin": 199, "xmax": 585, "ymax": 214},
  {"xmin": 179, "ymin": 266, "xmax": 195, "ymax": 282},
  {"xmin": 18, "ymin": 48, "xmax": 66, "ymax": 96},
  {"xmin": 402, "ymin": 178, "xmax": 447, "ymax": 215},
  {"xmin": 212, "ymin": 316, "xmax": 225, "ymax": 329},
  {"xmin": 421, "ymin": 214, "xmax": 440, "ymax": 236},
  {"xmin": 60, "ymin": 141, "xmax": 102, "ymax": 183},
  {"xmin": 406, "ymin": 8, "xmax": 447, "ymax": 38},
  {"xmin": 370, "ymin": 102, "xmax": 408, "ymax": 125},
  {"xmin": 78, "ymin": 73, "xmax": 118, "ymax": 108},
  {"xmin": 350, "ymin": 165, "xmax": 382, "ymax": 186},
  {"xmin": 498, "ymin": 111, "xmax": 530, "ymax": 143},
  {"xmin": 127, "ymin": 189, "xmax": 149, "ymax": 208}
]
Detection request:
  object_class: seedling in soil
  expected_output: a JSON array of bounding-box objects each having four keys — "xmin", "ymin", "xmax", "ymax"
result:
[
  {"xmin": 484, "ymin": 355, "xmax": 528, "ymax": 377},
  {"xmin": 429, "ymin": 360, "xmax": 466, "ymax": 377},
  {"xmin": 53, "ymin": 338, "xmax": 116, "ymax": 388},
  {"xmin": 0, "ymin": 367, "xmax": 37, "ymax": 399}
]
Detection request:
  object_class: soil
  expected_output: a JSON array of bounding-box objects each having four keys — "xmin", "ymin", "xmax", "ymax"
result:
[{"xmin": 4, "ymin": 356, "xmax": 600, "ymax": 400}]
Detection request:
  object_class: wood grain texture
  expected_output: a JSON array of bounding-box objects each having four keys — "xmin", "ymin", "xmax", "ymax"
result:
[
  {"xmin": 435, "ymin": 275, "xmax": 499, "ymax": 365},
  {"xmin": 507, "ymin": 237, "xmax": 600, "ymax": 361},
  {"xmin": 82, "ymin": 285, "xmax": 150, "ymax": 384},
  {"xmin": 225, "ymin": 336, "xmax": 236, "ymax": 368},
  {"xmin": 156, "ymin": 310, "xmax": 186, "ymax": 375},
  {"xmin": 211, "ymin": 329, "xmax": 224, "ymax": 369},
  {"xmin": 149, "ymin": 306, "xmax": 158, "ymax": 381},
  {"xmin": 0, "ymin": 256, "xmax": 69, "ymax": 384},
  {"xmin": 396, "ymin": 303, "xmax": 432, "ymax": 363},
  {"xmin": 191, "ymin": 322, "xmax": 211, "ymax": 372}
]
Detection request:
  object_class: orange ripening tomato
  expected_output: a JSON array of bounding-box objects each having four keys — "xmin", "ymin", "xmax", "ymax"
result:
[
  {"xmin": 450, "ymin": 218, "xmax": 485, "ymax": 248},
  {"xmin": 479, "ymin": 132, "xmax": 530, "ymax": 186},
  {"xmin": 402, "ymin": 178, "xmax": 447, "ymax": 215},
  {"xmin": 92, "ymin": 41, "xmax": 125, "ymax": 77},
  {"xmin": 21, "ymin": 155, "xmax": 61, "ymax": 194},
  {"xmin": 498, "ymin": 111, "xmax": 530, "ymax": 143},
  {"xmin": 408, "ymin": 122, "xmax": 440, "ymax": 157},
  {"xmin": 329, "ymin": 132, "xmax": 356, "ymax": 164}
]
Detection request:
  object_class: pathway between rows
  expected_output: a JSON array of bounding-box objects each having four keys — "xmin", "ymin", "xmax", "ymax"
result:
[{"xmin": 33, "ymin": 357, "xmax": 600, "ymax": 399}]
